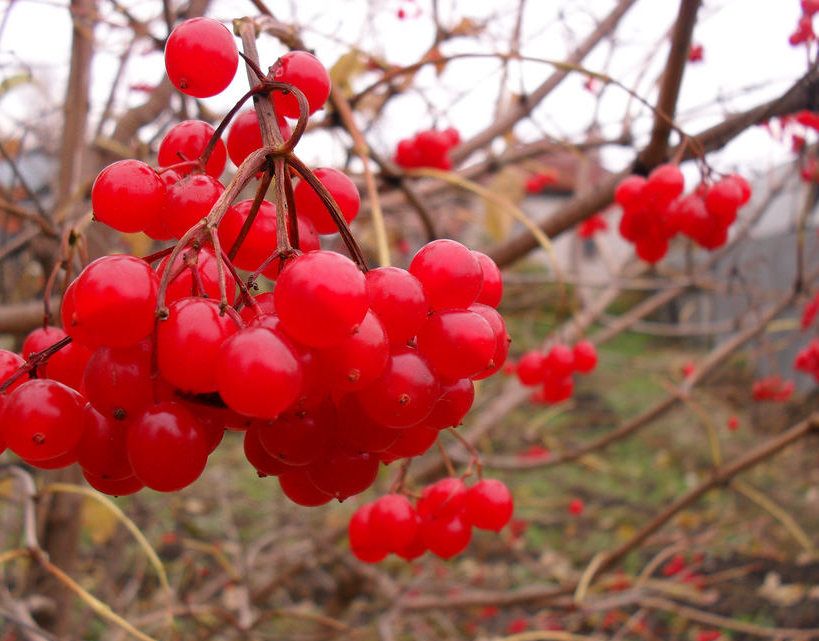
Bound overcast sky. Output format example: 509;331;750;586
0;0;809;180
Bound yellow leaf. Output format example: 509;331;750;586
81;496;119;545
329;51;366;96
483;168;525;241
450;17;483;37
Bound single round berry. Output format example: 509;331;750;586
417;308;496;380
572;340;598;373
356;347;440;428
464;479;514;531
274;251;368;348
63;255;159;349
226;110;291;167
217;326;304;419
157;297;239;393
365;266;429;345
126;401;209;492
271;51;331;119
91;160;166;233
158;120;227;178
293;168;360;234
369;494;419;551
161;174;225;239
472;251;503;307
348;503;390;563
409;239;483;310
1;379;85;461
165;18;238;98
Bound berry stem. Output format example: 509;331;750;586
388;459;412;495
0;335;73;394
287;155;369;272
227;162;274;262
447;427;483;480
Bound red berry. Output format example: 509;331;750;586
271;51;331;119
126;401;209;492
226;110;291;167
158;120;227;178
420;513;472;559
516;350;547;386
572;340;598;373
161;173;225;239
472;251;503;307
417;477;467;520
1;379;85;461
356;347;440;428
76;404;133;480
348;503;390;562
293;168;360;234
274;251;368;348
157;297;239;393
366;266;429;345
417;308;496;380
63;255;159;349
318;310;389;392
92;160;166;233
369;494;419;550
464;479;513;531
164;18;238;98
409;239;483;310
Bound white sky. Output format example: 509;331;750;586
0;0;809;181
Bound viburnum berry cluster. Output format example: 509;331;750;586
393;127;460;170
790;0;819;46
0;17;514;557
514;340;597;404
615;163;751;263
750;375;795;402
349;477;513;562
524;170;558;194
794;339;819;382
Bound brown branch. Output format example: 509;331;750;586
449;0;640;164
488;63;819;267
637;0;701;168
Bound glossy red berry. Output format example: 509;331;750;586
63;255;159;349
472;251;503;307
157;297;238;393
348;503;390;562
274;251;368;348
158;120;227;178
417;477;467;520
464;479;514;531
369;494;419;550
409;239;483;310
420;513;472;559
417;308;495;380
217;326;304;419
572;340;598;373
1;379;85;461
293;168;360;234
271;51;332;119
365;266;429;345
161;174;225;239
92;160;166;233
356;347;440;428
126;401;209;492
226;110;291;167
165;18;238;98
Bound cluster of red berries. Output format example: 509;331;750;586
751;375;795;402
615;164;751;263
789;1;819;46
577;213;608;239
514;341;597;404
0;233;508;500
794;339;819;382
349;477;513;562
687;43;704;63
524;170;558;194
393;127;460;170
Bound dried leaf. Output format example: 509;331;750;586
483;167;525;241
81;496;119;545
329;51;366;96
